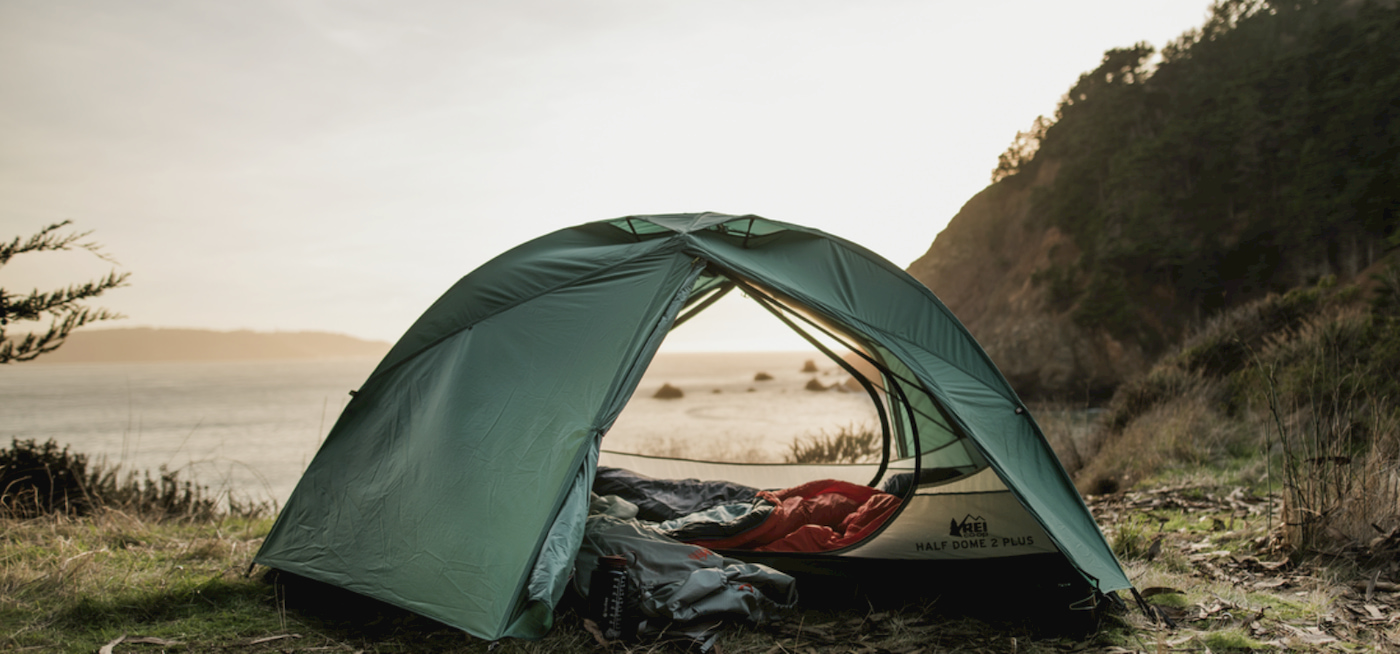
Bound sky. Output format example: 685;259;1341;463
1;0;1216;350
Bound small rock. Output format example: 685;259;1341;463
754;372;774;381
653;383;684;399
804;378;827;391
801;359;819;373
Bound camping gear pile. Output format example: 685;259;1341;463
595;468;902;552
254;213;1135;640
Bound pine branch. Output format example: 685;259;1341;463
0;220;122;268
0;221;131;363
0;306;124;363
1;270;131;323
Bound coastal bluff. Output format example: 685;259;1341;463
905;165;1148;401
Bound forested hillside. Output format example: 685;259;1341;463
911;0;1400;398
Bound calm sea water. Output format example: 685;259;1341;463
0;358;371;507
0;352;875;505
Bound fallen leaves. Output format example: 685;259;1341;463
1084;484;1400;651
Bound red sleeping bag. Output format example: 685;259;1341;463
686;479;901;553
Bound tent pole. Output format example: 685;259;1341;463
671;282;735;330
724;274;962;432
725;278;961;436
885;375;924;500
728;279;895;486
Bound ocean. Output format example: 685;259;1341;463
0;352;876;506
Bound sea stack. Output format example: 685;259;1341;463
653;383;684;399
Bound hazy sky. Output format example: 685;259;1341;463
1;0;1214;349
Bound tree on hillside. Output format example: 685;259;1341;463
991;115;1051;183
989;0;1400;345
0;221;131;363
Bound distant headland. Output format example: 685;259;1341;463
28;327;392;364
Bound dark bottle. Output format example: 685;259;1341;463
588;555;635;641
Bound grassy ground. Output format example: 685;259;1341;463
1;511;281;652
3;481;1397;654
8;278;1400;652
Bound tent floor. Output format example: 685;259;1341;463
719;551;1111;638
266;561;1110;643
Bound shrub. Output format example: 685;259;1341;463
1108;514;1157;560
1077;386;1238;494
1101;363;1207;432
1;438;226;521
1086;272;1400;551
785;423;881;464
1072;269;1138;341
0;438;98;517
1083;278;1366;494
1369;264;1400;317
1030;264;1079;311
1170;285;1329;377
1258;341;1400;551
1033;404;1098;475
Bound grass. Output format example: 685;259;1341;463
0;507;1111;653
5;474;1397;653
1;510;279;652
620;422;883;465
1075;273;1400;554
1021;404;1098;475
784;422;881;464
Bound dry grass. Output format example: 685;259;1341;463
0;509;278;652
0;508;1105;653
1260;378;1400;552
1032;404;1101;474
1079;278;1400;555
1243;304;1400;551
624;422;883;465
8;481;1396;653
1076;387;1249;496
784;422;881;464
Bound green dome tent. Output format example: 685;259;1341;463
255;213;1133;640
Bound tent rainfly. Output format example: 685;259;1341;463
255;213;1134;640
